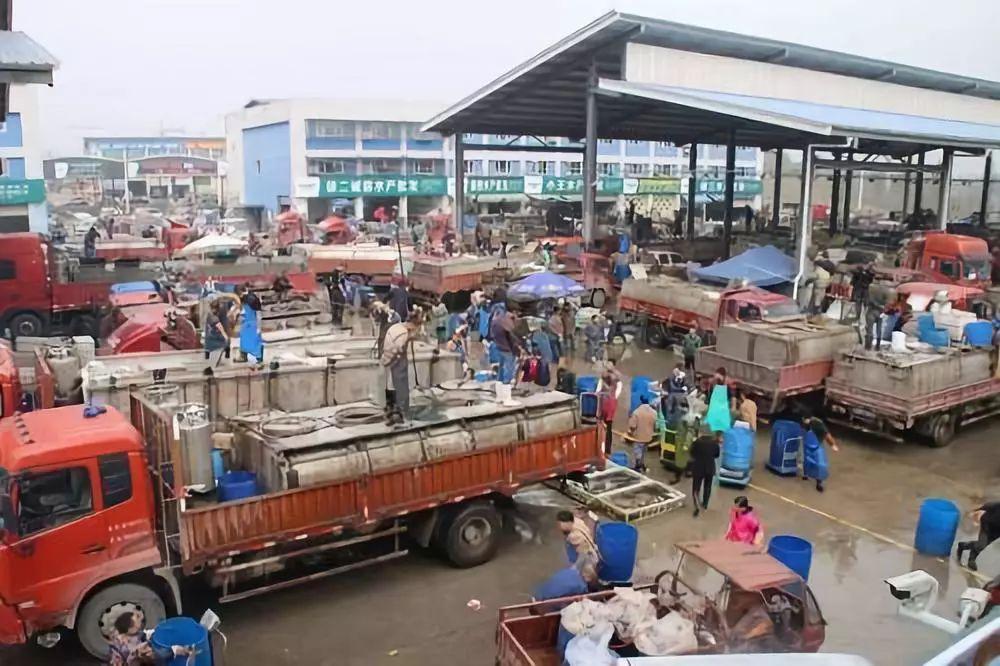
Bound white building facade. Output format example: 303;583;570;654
0;85;48;233
225;98;762;222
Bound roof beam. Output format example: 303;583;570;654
813;158;943;173
459;143;584;153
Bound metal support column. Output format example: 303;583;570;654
902;155;912;217
453;133;464;239
686;144;697;239
842;152;854;233
937;147;954;229
828;158;841;235
722;129;736;259
771;148;783;229
796;151;808;246
980;152;992;227
582;60;598;247
794;146;815;300
913;151;925;215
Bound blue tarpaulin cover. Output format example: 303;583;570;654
692;245;796;287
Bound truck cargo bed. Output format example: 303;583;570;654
825;376;1000;424
697;347;832;411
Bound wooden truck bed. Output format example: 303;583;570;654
130;394;601;572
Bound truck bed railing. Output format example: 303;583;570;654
825;376;1000;424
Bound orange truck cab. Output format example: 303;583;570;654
902;232;991;288
0;406;167;655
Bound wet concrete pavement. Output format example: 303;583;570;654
3;340;997;665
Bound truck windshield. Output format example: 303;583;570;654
761;301;802;319
963;257;990;280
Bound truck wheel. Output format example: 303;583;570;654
76;583;166;659
588;288;607;309
445;502;502;568
928;413;956;448
72;314;98;338
8;313;43;338
645;323;669;348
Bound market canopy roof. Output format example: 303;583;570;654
692;245;796;287
423;12;1000;153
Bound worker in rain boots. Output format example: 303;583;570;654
627;394;658;473
380;308;423;425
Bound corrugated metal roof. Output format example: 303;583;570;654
0;30;57;72
677;540;801;591
600;81;1000;150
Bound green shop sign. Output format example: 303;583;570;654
537;176;622;195
634;178;681;195
693;179;763;196
0;179;45;205
465;177;523;195
320;175;447;197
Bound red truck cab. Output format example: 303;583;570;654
0;342;20;419
0;406;162;654
902;232;991;288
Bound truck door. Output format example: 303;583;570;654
6;460;109;628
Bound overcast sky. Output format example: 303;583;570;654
18;0;1000;156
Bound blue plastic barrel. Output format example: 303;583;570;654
151;617;211;666
964;321;993;346
630;376;653;413
534;566;587;601
579;392;599;419
217;471;258;502
609;451;629;467
768;535;813;581
576;375;598;395
210;449;226;482
915;498;960;557
721;428;755;472
596;522;638;583
768;420;803;476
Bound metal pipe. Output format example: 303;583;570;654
913;151;925;214
842;152;854;233
829;163;841;235
686;143;697;239
771;148;782;229
722;129;736;259
582;60;598;247
902;155;912;216
980;152;992;227
937;148;954;229
796;151;808;247
453;133;464;240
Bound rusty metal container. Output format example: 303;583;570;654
829;347;992;398
716;320;856;366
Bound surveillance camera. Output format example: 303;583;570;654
885;570;939;612
958;588;990;625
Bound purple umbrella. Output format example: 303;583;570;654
508;271;585;301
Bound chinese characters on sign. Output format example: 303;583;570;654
320;176;447;197
465;177;523;194
0;179;46;205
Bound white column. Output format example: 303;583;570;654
354;197;364;219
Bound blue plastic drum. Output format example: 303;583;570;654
217;471;258;502
721;428;755;472
576;375;598;395
596;522;638;583
629;375;654;413
150;617;211;666
768;535;813;581
915;498;960;557
579;392;599;420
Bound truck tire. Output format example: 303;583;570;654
76;583;166;659
8;312;43;338
444;502;502;568
928;413;956;448
72;314;98;338
588;288;607;309
645;323;669;349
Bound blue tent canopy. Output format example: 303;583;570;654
692;245;796;287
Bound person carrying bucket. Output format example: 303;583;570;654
108;611;193;665
802;415;840;492
557;510;600;586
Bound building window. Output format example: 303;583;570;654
464;160;483;176
361;122;400;140
562;161;583;176
366;159;400;174
410;159;435;175
599;139;614;146
624;162;647;176
311;120;352;138
410;126;439;142
490;160;512;175
627;140;644;145
652;164;679;177
656;141;674;149
0;259;15;280
598;163;620;177
526;160;554;175
308;158;350;175
735;166;757;177
493;134;518;144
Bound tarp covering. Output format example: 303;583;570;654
692;245;796;287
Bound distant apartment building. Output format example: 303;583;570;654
0;85;49;233
225;98;762;221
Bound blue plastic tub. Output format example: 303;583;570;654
768;535;813;581
534;566;587;601
576;375;598;395
579;392;599;419
609;451;629;467
217;471;258;502
596;522;638;583
721;428;755;472
915;498;960;557
151;617;211;666
629;375;655;413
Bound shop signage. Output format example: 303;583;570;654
0;179;45;205
319;175;447;197
465;177;523;194
634;178;682;195
687;178;763;196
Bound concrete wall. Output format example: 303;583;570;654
1;86;47;233
624;44;1000;125
242;122;291;213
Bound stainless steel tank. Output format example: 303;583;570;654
176;403;215;492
